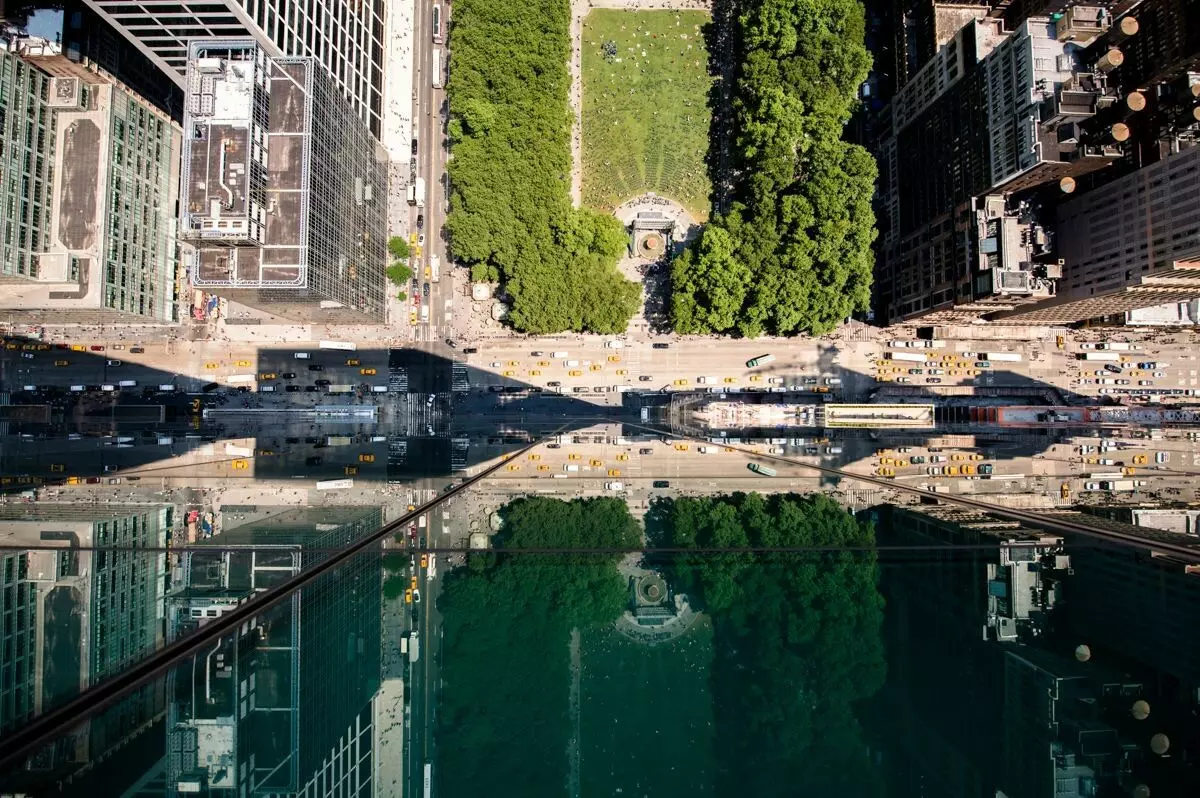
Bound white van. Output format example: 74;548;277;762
825;377;842;386
698;446;717;454
566;360;579;367
101;384;116;392
563;463;580;472
22;384;36;392
294;352;311;359
70;385;85;392
118;380;137;387
551;351;568;358
418;514;427;529
260;385;276;392
605;340;624;349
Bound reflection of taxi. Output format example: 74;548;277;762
568;370;582;376
346;358;361;366
50;464;65;473
607;355;621;362
205;362;220;369
259;372;277;380
235;360;251;367
537;464;551;472
345;466;359;476
359;453;375;463
232;460;249;470
405;589;413;604
673;379;689;386
589;364;603;372
674;444;689;451
360;367;377;375
257;449;275;456
527;453;541;461
54;359;70;367
607;469;621;477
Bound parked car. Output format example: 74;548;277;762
639;375;653;382
652;343;670;349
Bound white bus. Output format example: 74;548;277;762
432;49;443;89
423;764;433;798
432;4;444;44
319;340;357;351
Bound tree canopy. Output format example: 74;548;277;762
658;492;887;796
435;497;640;796
445;0;640;334
670;0;878;337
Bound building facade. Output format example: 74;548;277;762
82;0;385;138
990;141;1200;323
179;41;387;322
874;15;1125;324
0;41;184;323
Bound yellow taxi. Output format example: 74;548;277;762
724;377;737;384
589;364;603;372
410;576;418;590
615;369;627;376
409;232;419;246
361;367;377;375
359;453;375;463
951;453;968;461
894;459;910;467
70;344;86;352
232;460;249;470
590;459;604;467
673;379;689;387
423;264;431;278
962;464;976;475
405;589;413;604
749;375;762;382
346;358;361;366
205;362;220;369
528;453;541;460
506;360;519;366
256;449;275;456
969;454;984;461
415;245;423;258
1132;454;1148;466
875;467;894;477
3;343;16;350
674;443;689;451
235;360;251;367
537;360;550;367
568;453;582;461
616;454;629;461
568;370;582;377
259;372;277;380
503;370;515;377
67;476;82;485
36;343;49;350
607;355;621;362
537;464;551;472
421;554;429;568
506;464;521;471
528;369;541;376
607;469;622;477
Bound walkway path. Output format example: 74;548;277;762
569;0;713;208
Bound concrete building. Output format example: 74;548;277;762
179;41;388;322
875;15;1124;324
0;39;184;323
82;0;385;138
989;142;1200;323
164;506;381;796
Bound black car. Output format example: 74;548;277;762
130;347;145;354
411;138;418;155
417;214;425;230
235;386;250;393
308;364;323;371
652;343;670;350
286;385;301;392
652;480;670;488
638;375;653;382
286;437;300;443
573;387;589;393
281;372;297;379
593;386;606;393
463;347;478;354
639;448;654;455
547;381;561;387
445;338;457;348
528;386;543;393
304;385;319;392
306;456;323;466
423;282;431;297
315;379;331;386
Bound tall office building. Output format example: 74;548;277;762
164;506;382;796
82;0;385;138
179;41;387;322
989;141;1200;323
0;504;170;791
874;14;1126;324
0;38;184;323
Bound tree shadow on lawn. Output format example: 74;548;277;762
702;0;743;217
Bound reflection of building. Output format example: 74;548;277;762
875;16;1122;324
0;41;183;322
989;143;1200;324
0;504;170;791
82;0;385;138
179;41;388;322
164;507;382;796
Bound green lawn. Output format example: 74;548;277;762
581;10;712;221
579;619;715;797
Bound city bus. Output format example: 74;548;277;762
746;353;775;368
748;462;777;477
319;340;357;351
424;764;433;798
431;49;443;89
432;4;443;44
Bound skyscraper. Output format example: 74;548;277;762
178;41;388;322
82;0;386;138
0;39;184;323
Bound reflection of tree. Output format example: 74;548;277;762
660;493;887;797
435;497;640;797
